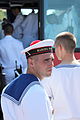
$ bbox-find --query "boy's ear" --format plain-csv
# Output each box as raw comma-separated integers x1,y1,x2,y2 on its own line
59,44,64,51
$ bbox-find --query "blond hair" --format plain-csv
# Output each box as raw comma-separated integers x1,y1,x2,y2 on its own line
55,32,76,53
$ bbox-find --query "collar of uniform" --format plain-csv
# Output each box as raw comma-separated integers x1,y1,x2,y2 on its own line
2,74,41,105
5,35,12,38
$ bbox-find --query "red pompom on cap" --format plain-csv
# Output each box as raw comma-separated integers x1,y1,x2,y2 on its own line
30,40,41,46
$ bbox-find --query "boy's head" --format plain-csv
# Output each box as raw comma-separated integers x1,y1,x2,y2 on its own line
55,32,76,53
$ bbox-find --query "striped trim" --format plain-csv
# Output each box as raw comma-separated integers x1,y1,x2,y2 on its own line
26,46,53,58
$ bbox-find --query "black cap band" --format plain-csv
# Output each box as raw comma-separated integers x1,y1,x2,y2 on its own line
25,46,53,58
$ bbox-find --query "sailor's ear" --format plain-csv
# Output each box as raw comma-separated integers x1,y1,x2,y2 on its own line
28,57,34,67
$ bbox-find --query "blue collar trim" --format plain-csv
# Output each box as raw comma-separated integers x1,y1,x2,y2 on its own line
2,74,40,105
55,64,80,69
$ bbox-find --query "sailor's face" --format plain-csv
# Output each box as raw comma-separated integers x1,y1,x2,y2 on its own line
33,53,54,79
11,8,18,16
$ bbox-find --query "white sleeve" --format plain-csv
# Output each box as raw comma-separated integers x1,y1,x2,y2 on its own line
1,96,12,120
12,14,24,29
21,15,30,29
21,85,52,120
19,42,27,72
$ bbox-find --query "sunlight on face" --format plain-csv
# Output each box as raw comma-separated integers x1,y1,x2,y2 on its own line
33,53,54,79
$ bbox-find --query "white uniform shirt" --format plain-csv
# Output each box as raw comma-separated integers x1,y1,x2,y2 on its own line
41,64,80,120
21,13,38,48
0,35,27,84
12,13,24,40
1,75,52,120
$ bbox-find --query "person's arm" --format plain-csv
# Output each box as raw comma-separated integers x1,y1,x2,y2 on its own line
21,84,52,120
21,14,30,29
12,14,24,29
1,93,12,120
19,42,27,72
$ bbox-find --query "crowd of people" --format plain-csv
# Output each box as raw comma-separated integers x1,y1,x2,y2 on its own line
1,5,38,48
10,6,38,48
0,5,38,84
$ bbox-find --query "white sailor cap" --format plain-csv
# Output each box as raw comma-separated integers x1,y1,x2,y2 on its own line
22,39,54,58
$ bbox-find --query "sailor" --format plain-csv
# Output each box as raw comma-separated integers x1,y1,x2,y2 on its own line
10,4,24,40
0,23,27,84
42,32,80,120
21,9,38,48
1,39,54,120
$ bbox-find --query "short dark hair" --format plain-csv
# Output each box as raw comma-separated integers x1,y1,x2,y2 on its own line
3,23,14,35
55,32,76,53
